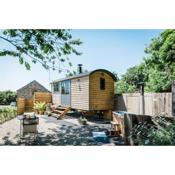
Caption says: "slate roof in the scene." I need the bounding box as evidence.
[17,80,50,92]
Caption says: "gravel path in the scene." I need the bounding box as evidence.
[0,115,123,146]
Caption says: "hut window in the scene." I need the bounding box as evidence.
[53,82,60,92]
[61,81,70,94]
[100,78,105,90]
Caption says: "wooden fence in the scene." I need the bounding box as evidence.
[115,93,172,116]
[17,92,52,115]
[17,98,25,115]
[34,92,52,103]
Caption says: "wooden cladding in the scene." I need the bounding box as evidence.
[34,92,52,103]
[17,98,25,115]
[89,71,114,110]
[71,76,89,110]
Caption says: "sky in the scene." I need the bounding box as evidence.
[0,29,162,91]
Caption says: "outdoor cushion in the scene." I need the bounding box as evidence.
[92,131,108,143]
[92,131,107,138]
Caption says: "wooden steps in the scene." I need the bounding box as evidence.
[55,106,67,111]
[50,106,71,119]
[53,110,62,114]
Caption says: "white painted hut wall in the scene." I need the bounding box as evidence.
[71,76,89,110]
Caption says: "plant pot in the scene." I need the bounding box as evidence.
[39,111,44,115]
[82,121,87,125]
[34,109,39,114]
[79,119,87,125]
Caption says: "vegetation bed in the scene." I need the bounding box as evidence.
[0,106,17,124]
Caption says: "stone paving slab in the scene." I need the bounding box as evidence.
[0,115,123,146]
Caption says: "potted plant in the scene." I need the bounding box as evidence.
[79,116,88,125]
[34,101,46,115]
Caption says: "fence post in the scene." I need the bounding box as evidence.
[172,80,175,117]
[139,83,145,115]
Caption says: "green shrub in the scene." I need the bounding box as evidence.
[79,116,88,125]
[0,106,17,124]
[34,101,46,114]
[130,114,175,145]
[0,91,17,105]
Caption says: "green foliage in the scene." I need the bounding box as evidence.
[144,29,175,66]
[0,91,17,105]
[143,29,175,92]
[130,114,175,145]
[116,29,175,93]
[144,69,173,92]
[116,64,147,94]
[0,106,17,124]
[115,80,137,94]
[0,29,82,71]
[34,101,46,112]
[79,116,88,125]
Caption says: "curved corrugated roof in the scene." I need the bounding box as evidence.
[51,69,117,83]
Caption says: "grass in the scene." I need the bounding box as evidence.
[0,106,17,124]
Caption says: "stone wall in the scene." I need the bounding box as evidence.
[17,80,50,99]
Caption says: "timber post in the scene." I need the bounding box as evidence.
[139,82,145,115]
[172,80,175,117]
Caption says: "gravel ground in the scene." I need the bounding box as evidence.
[0,115,124,146]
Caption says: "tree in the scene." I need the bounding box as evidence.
[116,29,175,93]
[0,30,82,71]
[143,29,175,92]
[116,64,147,94]
[144,29,175,68]
[0,91,17,105]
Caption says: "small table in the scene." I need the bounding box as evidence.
[18,114,39,139]
[110,121,118,131]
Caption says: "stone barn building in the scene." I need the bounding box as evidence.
[17,80,51,114]
[17,80,50,99]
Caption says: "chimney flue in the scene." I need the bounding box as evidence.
[78,64,83,74]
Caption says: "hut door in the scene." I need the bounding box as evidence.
[61,80,71,107]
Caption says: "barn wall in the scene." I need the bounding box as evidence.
[17,81,49,99]
[89,71,114,110]
[71,76,89,110]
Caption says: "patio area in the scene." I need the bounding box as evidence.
[0,114,124,146]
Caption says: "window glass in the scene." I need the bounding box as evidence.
[61,81,70,94]
[53,82,60,92]
[100,78,105,90]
